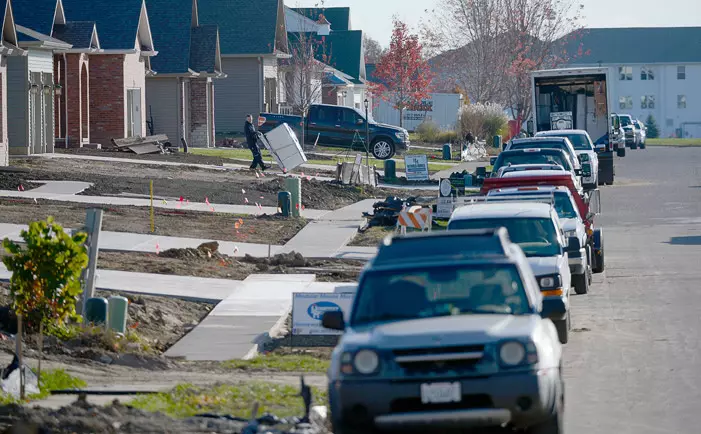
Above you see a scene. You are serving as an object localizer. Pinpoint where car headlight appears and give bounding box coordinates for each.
[353,350,380,374]
[565,230,577,239]
[395,131,405,140]
[539,274,562,290]
[499,341,526,366]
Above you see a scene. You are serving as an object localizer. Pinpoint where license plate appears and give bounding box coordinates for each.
[420,382,462,404]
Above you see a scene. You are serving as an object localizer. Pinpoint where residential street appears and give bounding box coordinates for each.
[565,146,701,433]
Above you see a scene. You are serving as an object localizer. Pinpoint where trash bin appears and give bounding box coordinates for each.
[384,159,396,179]
[442,144,452,160]
[464,174,473,187]
[85,297,108,325]
[108,296,129,334]
[278,191,291,217]
[285,177,302,217]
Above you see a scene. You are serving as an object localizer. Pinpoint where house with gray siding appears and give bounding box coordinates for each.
[6,19,70,156]
[198,0,288,134]
[145,0,224,148]
[0,0,24,166]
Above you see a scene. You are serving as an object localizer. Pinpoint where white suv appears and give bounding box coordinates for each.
[534,129,599,190]
[448,202,572,344]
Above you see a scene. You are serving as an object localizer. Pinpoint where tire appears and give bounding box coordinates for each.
[630,142,637,149]
[526,395,564,434]
[640,142,646,149]
[554,315,569,344]
[572,273,589,295]
[371,138,395,160]
[617,147,626,157]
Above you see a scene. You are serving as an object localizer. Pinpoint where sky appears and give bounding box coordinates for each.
[285,0,701,46]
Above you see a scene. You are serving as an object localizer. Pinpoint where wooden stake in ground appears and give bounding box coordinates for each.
[150,180,155,233]
[37,322,43,387]
[16,314,24,400]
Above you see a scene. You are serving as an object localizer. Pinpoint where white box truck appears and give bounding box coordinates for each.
[530,67,616,185]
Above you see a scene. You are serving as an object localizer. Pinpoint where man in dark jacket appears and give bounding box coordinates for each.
[245,115,268,171]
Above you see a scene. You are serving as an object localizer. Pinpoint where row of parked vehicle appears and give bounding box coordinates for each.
[612,113,648,153]
[320,130,604,434]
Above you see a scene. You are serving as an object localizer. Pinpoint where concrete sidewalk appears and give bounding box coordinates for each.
[164,274,342,361]
[281,199,374,258]
[0,263,241,303]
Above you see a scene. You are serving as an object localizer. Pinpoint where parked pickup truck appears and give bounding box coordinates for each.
[258,104,410,160]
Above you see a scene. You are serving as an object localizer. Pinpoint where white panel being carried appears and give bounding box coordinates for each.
[259,123,308,171]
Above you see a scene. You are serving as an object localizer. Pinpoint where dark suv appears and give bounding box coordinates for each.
[322,229,565,434]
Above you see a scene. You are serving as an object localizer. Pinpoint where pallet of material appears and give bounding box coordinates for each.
[109,135,170,154]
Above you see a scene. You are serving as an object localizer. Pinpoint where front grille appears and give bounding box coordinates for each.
[393,345,486,374]
[390,394,493,413]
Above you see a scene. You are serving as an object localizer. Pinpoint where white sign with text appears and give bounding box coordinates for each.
[292,292,355,336]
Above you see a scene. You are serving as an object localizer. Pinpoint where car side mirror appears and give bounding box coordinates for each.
[575,168,582,176]
[567,236,581,251]
[322,311,345,331]
[582,163,592,177]
[356,119,364,125]
[527,119,534,135]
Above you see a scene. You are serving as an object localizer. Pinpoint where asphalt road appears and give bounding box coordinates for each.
[565,146,701,433]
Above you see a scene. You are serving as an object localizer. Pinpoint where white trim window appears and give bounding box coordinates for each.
[641,95,655,109]
[677,66,686,80]
[619,66,632,80]
[619,96,633,110]
[677,95,687,109]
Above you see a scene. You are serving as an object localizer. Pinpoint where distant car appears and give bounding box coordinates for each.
[323,229,564,434]
[490,148,583,193]
[506,137,581,174]
[486,186,592,294]
[618,114,638,148]
[448,202,572,343]
[610,114,626,157]
[534,129,599,189]
[633,120,647,149]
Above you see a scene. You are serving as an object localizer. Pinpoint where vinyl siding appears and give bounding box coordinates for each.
[27,50,54,73]
[7,56,29,155]
[124,52,147,136]
[146,77,181,144]
[215,57,262,134]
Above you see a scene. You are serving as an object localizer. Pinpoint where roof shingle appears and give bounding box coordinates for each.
[61,0,143,50]
[190,25,218,73]
[145,0,192,73]
[562,27,701,65]
[198,0,279,55]
[52,21,95,48]
[309,30,363,81]
[10,0,57,36]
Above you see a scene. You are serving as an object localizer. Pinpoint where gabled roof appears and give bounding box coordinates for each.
[189,24,220,73]
[292,7,350,31]
[10,0,59,36]
[309,30,364,83]
[198,0,286,55]
[561,27,701,65]
[146,0,193,73]
[61,0,148,50]
[52,21,97,48]
[1,0,20,50]
[15,24,71,48]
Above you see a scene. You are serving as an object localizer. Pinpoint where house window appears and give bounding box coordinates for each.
[619,66,632,80]
[619,96,633,110]
[678,95,687,109]
[641,67,655,80]
[677,66,686,80]
[641,95,655,109]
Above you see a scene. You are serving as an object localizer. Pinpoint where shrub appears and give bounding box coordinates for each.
[645,114,659,139]
[457,102,509,141]
[415,120,458,143]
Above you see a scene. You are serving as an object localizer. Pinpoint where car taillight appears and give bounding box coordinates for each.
[258,116,266,126]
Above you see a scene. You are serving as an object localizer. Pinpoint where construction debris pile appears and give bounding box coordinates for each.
[361,196,418,229]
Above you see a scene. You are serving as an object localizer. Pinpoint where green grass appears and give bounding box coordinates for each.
[646,138,701,147]
[0,368,87,404]
[130,382,327,419]
[191,148,455,172]
[222,354,329,373]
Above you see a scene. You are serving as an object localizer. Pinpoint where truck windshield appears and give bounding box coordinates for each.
[496,153,571,172]
[620,116,632,126]
[449,218,561,257]
[351,264,530,327]
[541,134,592,151]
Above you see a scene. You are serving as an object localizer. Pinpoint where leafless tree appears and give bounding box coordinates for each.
[423,0,583,120]
[363,34,386,64]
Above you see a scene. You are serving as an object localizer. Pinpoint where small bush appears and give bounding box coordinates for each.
[457,102,509,141]
[645,114,659,139]
[415,120,458,143]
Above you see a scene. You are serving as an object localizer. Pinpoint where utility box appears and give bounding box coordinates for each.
[85,297,108,325]
[258,123,308,172]
[108,296,129,334]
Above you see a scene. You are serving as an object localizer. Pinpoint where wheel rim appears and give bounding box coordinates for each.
[373,141,392,159]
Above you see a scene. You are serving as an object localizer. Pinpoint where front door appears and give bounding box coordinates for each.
[126,88,142,137]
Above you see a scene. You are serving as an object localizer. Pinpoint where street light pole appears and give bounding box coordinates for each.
[364,98,370,183]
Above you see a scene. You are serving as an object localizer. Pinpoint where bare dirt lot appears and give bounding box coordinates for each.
[98,248,363,282]
[5,156,435,211]
[0,198,305,245]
